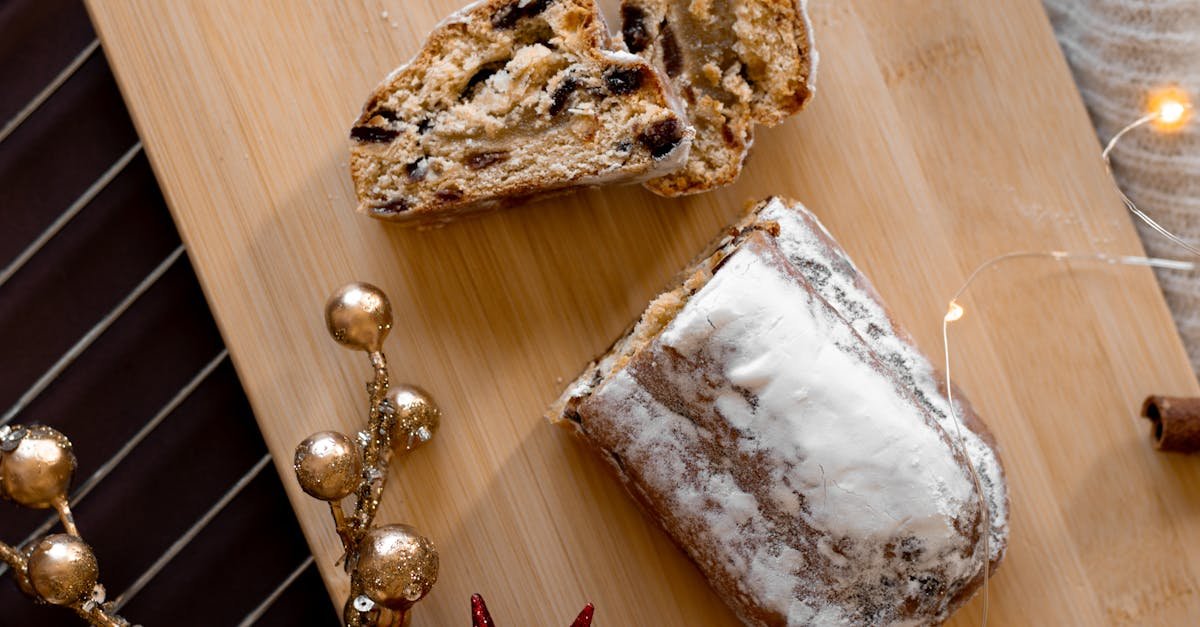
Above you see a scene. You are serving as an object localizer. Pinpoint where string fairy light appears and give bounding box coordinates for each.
[941,89,1195,626]
[1101,88,1198,258]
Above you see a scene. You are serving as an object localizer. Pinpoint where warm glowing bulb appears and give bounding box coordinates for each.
[1148,86,1191,133]
[1160,100,1185,125]
[944,301,964,323]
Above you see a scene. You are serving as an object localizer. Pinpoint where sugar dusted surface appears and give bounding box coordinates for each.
[659,253,973,543]
[758,198,1008,556]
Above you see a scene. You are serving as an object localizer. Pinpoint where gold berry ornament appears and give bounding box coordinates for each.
[0,425,75,509]
[0,424,130,625]
[27,534,99,606]
[325,282,393,353]
[386,385,440,452]
[354,524,439,610]
[294,431,362,501]
[299,282,441,626]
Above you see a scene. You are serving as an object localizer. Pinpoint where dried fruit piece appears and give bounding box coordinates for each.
[603,66,646,95]
[350,126,399,143]
[637,118,684,159]
[492,0,553,29]
[465,151,510,170]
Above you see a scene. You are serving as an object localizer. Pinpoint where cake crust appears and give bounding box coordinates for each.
[553,197,1007,626]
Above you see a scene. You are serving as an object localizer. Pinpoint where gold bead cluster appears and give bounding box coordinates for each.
[0,425,130,626]
[296,282,441,626]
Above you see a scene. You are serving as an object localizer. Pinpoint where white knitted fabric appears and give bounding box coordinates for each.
[1044,0,1200,375]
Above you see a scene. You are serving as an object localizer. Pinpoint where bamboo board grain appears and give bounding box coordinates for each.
[85,0,1200,624]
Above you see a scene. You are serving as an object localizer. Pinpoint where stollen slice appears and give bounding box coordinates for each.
[350,0,693,226]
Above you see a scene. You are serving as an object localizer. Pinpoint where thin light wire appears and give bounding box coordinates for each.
[0,142,144,289]
[0,349,230,580]
[942,250,1196,627]
[0,39,100,145]
[1101,113,1157,161]
[1101,108,1200,258]
[940,318,989,625]
[111,454,272,611]
[236,556,316,627]
[0,245,186,427]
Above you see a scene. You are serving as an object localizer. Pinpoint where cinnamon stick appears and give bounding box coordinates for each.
[1141,396,1200,453]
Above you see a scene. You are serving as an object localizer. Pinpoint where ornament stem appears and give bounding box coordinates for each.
[382,606,412,627]
[53,495,80,537]
[349,350,395,544]
[71,604,130,627]
[330,501,353,547]
[343,350,398,625]
[0,540,30,592]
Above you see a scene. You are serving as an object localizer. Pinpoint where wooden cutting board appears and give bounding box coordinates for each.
[85,0,1200,624]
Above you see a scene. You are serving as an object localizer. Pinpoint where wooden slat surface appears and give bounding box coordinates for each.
[0,0,337,624]
[85,0,1200,624]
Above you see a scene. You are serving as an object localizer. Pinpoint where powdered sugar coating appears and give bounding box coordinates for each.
[758,198,1008,558]
[661,259,972,542]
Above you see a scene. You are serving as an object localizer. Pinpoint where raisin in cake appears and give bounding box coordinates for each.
[552,198,1007,626]
[350,0,693,225]
[620,1,817,196]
